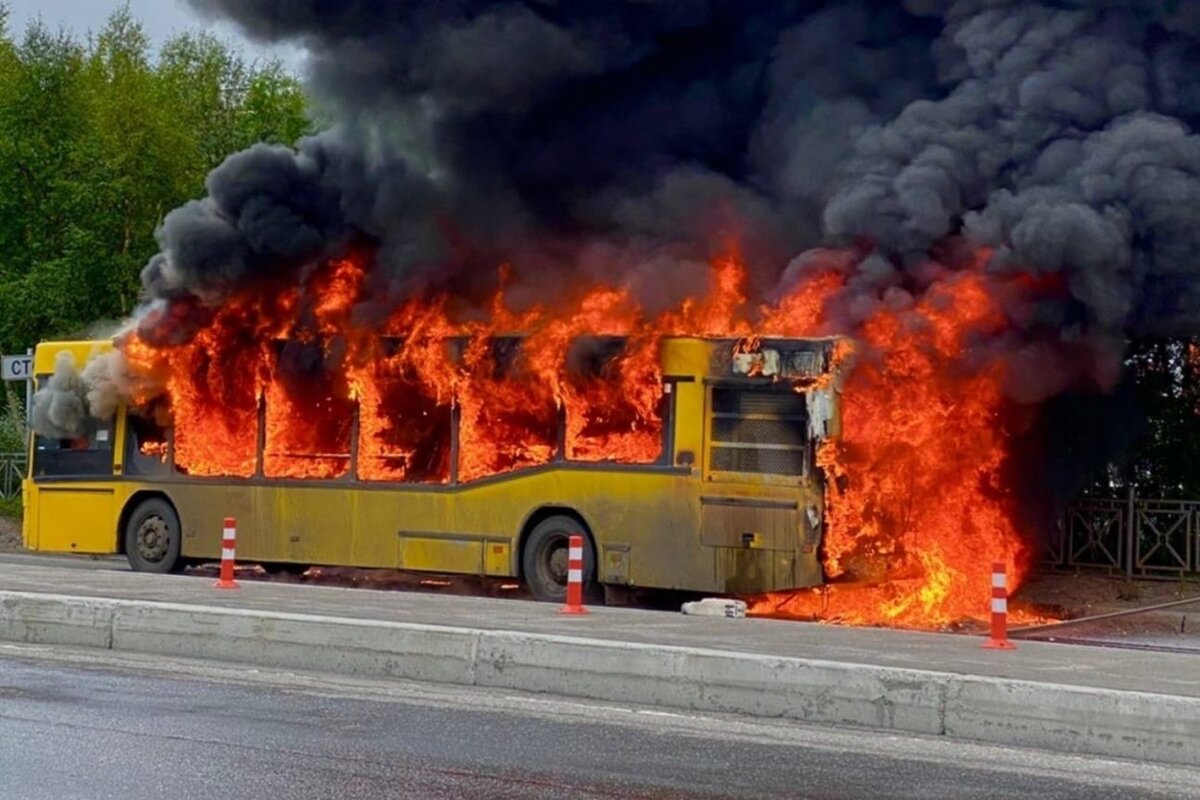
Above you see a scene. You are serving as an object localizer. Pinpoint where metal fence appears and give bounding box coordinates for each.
[1,451,25,501]
[1049,496,1200,578]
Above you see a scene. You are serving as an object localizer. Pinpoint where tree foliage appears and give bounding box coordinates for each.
[0,6,313,353]
[1063,338,1200,500]
[1116,339,1200,498]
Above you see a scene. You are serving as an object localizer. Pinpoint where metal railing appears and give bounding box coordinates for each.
[1,451,25,501]
[1049,495,1200,578]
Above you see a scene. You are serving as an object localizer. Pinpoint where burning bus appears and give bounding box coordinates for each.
[21,329,844,603]
[20,251,1037,628]
[20,0,1186,628]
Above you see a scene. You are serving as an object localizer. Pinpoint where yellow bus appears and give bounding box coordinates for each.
[22,335,840,602]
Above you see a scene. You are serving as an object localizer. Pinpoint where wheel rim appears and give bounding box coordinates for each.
[136,514,171,563]
[537,535,570,591]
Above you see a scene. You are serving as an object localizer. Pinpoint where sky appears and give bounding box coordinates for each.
[3,0,304,69]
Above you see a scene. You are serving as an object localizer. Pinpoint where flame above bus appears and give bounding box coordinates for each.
[120,246,1036,630]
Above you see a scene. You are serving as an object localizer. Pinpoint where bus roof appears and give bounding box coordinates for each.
[33,340,113,375]
[31,334,845,376]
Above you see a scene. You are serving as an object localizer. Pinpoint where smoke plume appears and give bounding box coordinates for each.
[31,352,88,439]
[154,1,1200,348]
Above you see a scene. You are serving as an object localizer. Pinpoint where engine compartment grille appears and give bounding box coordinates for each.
[708,387,809,477]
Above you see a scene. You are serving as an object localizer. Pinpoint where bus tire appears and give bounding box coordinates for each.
[123,498,183,574]
[522,515,595,603]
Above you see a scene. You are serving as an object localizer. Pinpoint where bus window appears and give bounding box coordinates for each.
[563,336,665,465]
[33,416,115,477]
[263,341,354,479]
[357,373,452,483]
[124,407,172,476]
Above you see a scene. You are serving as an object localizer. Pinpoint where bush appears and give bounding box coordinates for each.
[0,386,25,520]
[0,385,24,453]
[0,495,20,519]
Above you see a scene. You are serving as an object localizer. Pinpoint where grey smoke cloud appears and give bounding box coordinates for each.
[31,352,88,440]
[81,349,134,422]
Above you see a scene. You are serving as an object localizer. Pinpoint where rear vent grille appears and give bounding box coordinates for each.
[708,387,809,477]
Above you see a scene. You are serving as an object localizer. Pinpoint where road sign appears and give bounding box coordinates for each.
[1,354,33,382]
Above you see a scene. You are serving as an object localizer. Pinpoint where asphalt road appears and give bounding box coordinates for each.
[0,645,1196,800]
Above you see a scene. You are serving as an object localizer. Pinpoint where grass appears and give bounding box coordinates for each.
[0,495,19,518]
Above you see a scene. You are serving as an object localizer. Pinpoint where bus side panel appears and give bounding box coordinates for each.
[33,483,118,554]
[442,469,709,590]
[170,484,256,562]
[586,473,704,591]
[276,485,354,566]
[143,467,800,594]
[243,472,705,588]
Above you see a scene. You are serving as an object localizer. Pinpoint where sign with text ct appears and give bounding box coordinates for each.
[1,354,33,381]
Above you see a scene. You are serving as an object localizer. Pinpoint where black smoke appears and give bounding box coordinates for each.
[161,2,1200,330]
[145,0,1200,529]
[142,143,346,299]
[162,1,949,308]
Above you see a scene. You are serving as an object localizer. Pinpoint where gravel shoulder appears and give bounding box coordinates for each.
[1016,570,1200,616]
[0,516,21,551]
[1014,570,1200,648]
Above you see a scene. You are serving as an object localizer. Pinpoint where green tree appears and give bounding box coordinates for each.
[0,4,315,354]
[1073,338,1200,500]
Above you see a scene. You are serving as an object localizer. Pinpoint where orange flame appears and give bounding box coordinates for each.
[751,268,1035,628]
[124,245,1038,629]
[138,440,169,462]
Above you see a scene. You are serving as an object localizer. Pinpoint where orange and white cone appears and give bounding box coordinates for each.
[213,517,239,590]
[982,561,1015,650]
[559,534,588,615]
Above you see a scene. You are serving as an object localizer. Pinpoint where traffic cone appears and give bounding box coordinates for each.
[559,534,588,615]
[213,517,239,590]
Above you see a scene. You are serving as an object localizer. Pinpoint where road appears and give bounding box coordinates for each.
[0,645,1196,799]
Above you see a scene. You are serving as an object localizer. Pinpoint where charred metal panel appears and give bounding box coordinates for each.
[712,548,805,594]
[714,337,835,379]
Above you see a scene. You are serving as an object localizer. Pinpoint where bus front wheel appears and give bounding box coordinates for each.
[124,498,183,574]
[522,515,596,603]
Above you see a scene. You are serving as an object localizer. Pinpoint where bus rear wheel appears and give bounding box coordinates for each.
[522,515,595,603]
[124,498,183,574]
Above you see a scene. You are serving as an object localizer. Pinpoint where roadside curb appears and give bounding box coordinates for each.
[1,590,1196,767]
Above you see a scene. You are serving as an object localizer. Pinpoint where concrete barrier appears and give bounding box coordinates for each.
[0,592,114,649]
[0,590,1196,766]
[944,676,1200,765]
[472,630,949,734]
[109,600,481,685]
